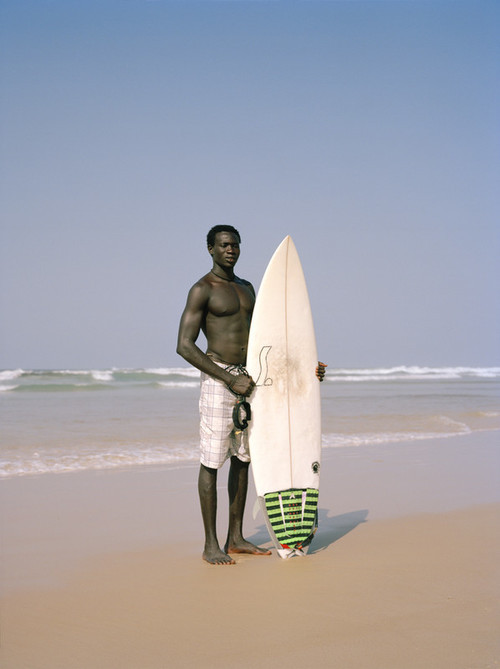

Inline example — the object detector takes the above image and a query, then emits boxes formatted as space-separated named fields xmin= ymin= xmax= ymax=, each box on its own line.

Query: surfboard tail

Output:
xmin=259 ymin=488 xmax=319 ymax=559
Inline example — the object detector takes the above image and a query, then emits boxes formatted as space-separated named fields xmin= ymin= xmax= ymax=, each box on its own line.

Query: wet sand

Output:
xmin=1 ymin=431 xmax=499 ymax=668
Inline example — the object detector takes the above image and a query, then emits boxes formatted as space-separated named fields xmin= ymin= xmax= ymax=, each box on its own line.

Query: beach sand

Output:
xmin=1 ymin=431 xmax=499 ymax=668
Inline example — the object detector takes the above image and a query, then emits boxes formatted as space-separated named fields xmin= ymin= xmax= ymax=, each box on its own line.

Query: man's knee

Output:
xmin=230 ymin=455 xmax=250 ymax=470
xmin=200 ymin=462 xmax=218 ymax=474
xmin=199 ymin=463 xmax=217 ymax=489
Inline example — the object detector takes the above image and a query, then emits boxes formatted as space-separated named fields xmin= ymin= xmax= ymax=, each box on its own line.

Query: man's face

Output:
xmin=209 ymin=232 xmax=240 ymax=269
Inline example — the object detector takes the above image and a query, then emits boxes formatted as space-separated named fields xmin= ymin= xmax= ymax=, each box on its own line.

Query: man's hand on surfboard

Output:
xmin=316 ymin=362 xmax=327 ymax=382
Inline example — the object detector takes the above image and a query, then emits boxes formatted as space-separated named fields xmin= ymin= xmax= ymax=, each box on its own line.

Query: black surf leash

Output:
xmin=226 ymin=364 xmax=252 ymax=431
xmin=233 ymin=399 xmax=251 ymax=431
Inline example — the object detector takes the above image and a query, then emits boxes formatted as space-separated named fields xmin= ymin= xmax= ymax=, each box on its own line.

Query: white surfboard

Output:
xmin=247 ymin=236 xmax=321 ymax=558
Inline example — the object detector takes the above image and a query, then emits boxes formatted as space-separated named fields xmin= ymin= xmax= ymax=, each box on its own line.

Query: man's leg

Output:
xmin=198 ymin=464 xmax=235 ymax=565
xmin=224 ymin=456 xmax=271 ymax=556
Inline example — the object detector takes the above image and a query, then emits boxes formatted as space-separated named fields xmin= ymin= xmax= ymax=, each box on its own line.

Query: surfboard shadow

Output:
xmin=308 ymin=509 xmax=369 ymax=554
xmin=247 ymin=508 xmax=369 ymax=554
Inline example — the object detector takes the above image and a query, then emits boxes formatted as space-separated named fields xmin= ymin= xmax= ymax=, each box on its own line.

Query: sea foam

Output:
xmin=329 ymin=366 xmax=500 ymax=382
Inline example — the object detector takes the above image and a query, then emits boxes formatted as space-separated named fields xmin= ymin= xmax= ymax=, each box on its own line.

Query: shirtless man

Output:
xmin=177 ymin=225 xmax=325 ymax=565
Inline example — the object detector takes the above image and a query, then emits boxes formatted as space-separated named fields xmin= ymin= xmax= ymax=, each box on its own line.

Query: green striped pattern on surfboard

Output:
xmin=264 ymin=488 xmax=319 ymax=549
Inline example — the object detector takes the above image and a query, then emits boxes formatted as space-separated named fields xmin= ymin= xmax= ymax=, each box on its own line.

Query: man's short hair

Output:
xmin=207 ymin=225 xmax=241 ymax=247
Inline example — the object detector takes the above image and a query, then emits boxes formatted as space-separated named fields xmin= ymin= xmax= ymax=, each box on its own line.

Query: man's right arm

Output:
xmin=176 ymin=282 xmax=235 ymax=386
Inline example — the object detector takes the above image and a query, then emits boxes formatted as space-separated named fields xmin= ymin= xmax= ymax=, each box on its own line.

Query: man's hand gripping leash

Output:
xmin=227 ymin=366 xmax=255 ymax=431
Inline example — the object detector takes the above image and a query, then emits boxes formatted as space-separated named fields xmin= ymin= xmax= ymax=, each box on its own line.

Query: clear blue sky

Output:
xmin=1 ymin=0 xmax=498 ymax=370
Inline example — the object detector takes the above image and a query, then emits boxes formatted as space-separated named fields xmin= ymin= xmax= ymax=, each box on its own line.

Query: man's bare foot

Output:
xmin=224 ymin=539 xmax=272 ymax=556
xmin=202 ymin=547 xmax=236 ymax=565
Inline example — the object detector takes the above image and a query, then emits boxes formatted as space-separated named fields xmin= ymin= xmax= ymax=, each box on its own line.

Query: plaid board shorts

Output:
xmin=199 ymin=361 xmax=251 ymax=469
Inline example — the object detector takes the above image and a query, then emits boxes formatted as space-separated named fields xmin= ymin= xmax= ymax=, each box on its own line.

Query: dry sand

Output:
xmin=1 ymin=432 xmax=499 ymax=668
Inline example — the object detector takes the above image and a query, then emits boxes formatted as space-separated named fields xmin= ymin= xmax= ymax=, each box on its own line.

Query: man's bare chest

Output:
xmin=207 ymin=283 xmax=254 ymax=318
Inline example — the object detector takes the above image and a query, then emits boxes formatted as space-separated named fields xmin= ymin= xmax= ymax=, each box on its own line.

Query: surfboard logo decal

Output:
xmin=312 ymin=461 xmax=320 ymax=474
xmin=254 ymin=345 xmax=273 ymax=387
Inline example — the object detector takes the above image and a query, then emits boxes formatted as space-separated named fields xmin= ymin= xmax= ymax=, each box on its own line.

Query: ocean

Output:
xmin=1 ymin=366 xmax=499 ymax=478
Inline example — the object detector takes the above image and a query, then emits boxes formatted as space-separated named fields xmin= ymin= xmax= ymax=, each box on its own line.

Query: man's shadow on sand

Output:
xmin=249 ymin=508 xmax=369 ymax=554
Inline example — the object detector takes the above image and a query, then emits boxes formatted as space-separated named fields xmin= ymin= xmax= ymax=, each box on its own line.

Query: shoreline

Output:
xmin=1 ymin=424 xmax=498 ymax=482
xmin=1 ymin=431 xmax=499 ymax=668
xmin=1 ymin=430 xmax=499 ymax=589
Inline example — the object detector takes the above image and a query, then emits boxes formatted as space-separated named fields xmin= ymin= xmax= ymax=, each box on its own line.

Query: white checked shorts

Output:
xmin=199 ymin=362 xmax=251 ymax=469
